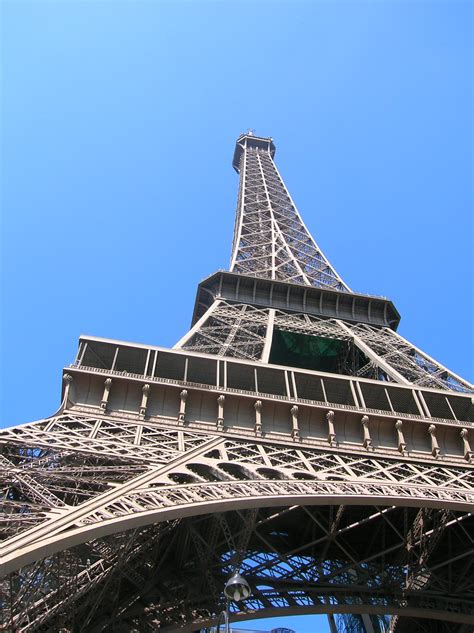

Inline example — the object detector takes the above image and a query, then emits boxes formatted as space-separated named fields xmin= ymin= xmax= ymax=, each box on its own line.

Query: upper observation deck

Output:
xmin=232 ymin=132 xmax=276 ymax=172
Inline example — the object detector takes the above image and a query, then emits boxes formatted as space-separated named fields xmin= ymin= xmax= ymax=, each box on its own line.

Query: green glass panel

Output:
xmin=269 ymin=329 xmax=346 ymax=372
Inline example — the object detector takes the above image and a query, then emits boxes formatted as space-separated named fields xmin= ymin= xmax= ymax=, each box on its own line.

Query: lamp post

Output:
xmin=217 ymin=572 xmax=251 ymax=633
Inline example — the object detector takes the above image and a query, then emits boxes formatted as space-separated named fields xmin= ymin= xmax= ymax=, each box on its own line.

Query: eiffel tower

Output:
xmin=1 ymin=132 xmax=473 ymax=633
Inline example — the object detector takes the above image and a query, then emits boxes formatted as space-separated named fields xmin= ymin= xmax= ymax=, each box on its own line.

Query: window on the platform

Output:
xmin=269 ymin=329 xmax=370 ymax=377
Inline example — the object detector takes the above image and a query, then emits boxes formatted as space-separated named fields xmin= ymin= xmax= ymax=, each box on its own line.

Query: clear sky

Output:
xmin=1 ymin=2 xmax=473 ymax=631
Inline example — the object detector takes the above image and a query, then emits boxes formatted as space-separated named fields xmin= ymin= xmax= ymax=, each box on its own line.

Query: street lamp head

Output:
xmin=224 ymin=572 xmax=251 ymax=602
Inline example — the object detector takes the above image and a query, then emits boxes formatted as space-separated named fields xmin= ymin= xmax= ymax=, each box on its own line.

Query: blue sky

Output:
xmin=1 ymin=2 xmax=472 ymax=631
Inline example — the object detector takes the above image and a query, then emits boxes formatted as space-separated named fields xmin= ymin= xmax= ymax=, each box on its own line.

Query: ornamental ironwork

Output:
xmin=1 ymin=133 xmax=473 ymax=633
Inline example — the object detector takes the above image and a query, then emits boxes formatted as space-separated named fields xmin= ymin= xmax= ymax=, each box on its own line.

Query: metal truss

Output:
xmin=230 ymin=135 xmax=349 ymax=291
xmin=1 ymin=414 xmax=473 ymax=631
xmin=178 ymin=301 xmax=472 ymax=393
xmin=2 ymin=133 xmax=473 ymax=632
xmin=177 ymin=301 xmax=268 ymax=360
xmin=346 ymin=323 xmax=471 ymax=393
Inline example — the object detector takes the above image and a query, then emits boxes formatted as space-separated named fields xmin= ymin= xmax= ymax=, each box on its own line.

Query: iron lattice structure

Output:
xmin=1 ymin=133 xmax=473 ymax=633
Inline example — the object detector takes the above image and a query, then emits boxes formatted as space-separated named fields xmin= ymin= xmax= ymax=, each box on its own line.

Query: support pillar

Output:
xmin=395 ymin=420 xmax=407 ymax=455
xmin=62 ymin=374 xmax=73 ymax=406
xmin=361 ymin=415 xmax=373 ymax=451
xmin=178 ymin=389 xmax=188 ymax=424
xmin=217 ymin=395 xmax=225 ymax=431
xmin=428 ymin=424 xmax=440 ymax=458
xmin=290 ymin=405 xmax=300 ymax=441
xmin=326 ymin=410 xmax=337 ymax=446
xmin=461 ymin=428 xmax=473 ymax=462
xmin=139 ymin=384 xmax=150 ymax=419
xmin=100 ymin=378 xmax=112 ymax=411
xmin=254 ymin=400 xmax=262 ymax=437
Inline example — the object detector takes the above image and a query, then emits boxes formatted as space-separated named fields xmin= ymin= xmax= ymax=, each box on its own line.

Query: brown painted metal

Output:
xmin=1 ymin=133 xmax=472 ymax=633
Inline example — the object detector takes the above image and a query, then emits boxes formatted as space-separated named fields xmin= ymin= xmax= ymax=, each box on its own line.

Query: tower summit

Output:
xmin=1 ymin=134 xmax=473 ymax=633
xmin=230 ymin=133 xmax=348 ymax=290
xmin=175 ymin=135 xmax=468 ymax=395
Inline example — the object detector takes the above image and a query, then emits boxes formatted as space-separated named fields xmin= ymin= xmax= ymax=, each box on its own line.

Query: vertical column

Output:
xmin=290 ymin=405 xmax=300 ymax=441
xmin=428 ymin=425 xmax=440 ymax=458
xmin=461 ymin=428 xmax=473 ymax=462
xmin=395 ymin=420 xmax=407 ymax=455
xmin=217 ymin=395 xmax=225 ymax=431
xmin=178 ymin=389 xmax=188 ymax=424
xmin=361 ymin=415 xmax=373 ymax=451
xmin=326 ymin=410 xmax=337 ymax=447
xmin=100 ymin=379 xmax=112 ymax=411
xmin=139 ymin=384 xmax=150 ymax=419
xmin=62 ymin=374 xmax=73 ymax=406
xmin=254 ymin=400 xmax=263 ymax=437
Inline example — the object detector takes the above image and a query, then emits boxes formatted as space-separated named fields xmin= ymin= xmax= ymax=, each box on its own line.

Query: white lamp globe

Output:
xmin=224 ymin=573 xmax=251 ymax=602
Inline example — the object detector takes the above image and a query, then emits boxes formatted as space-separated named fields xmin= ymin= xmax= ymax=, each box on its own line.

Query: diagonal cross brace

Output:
xmin=0 ymin=435 xmax=224 ymax=576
